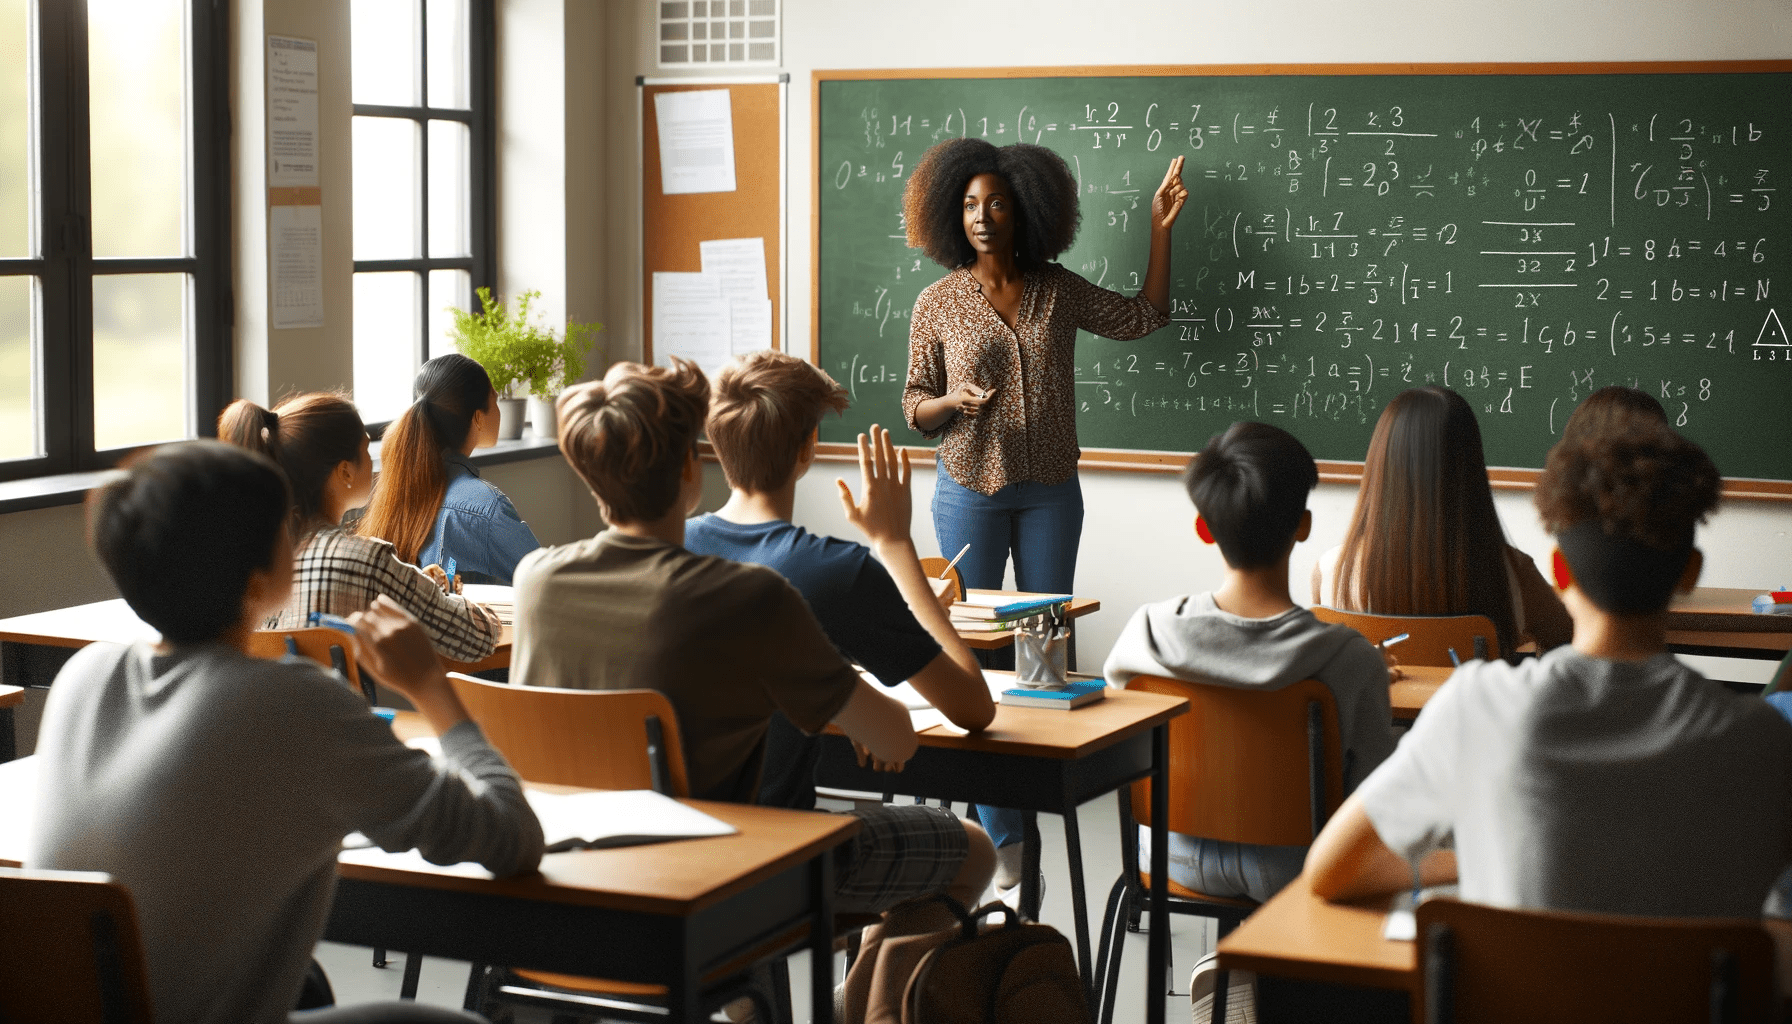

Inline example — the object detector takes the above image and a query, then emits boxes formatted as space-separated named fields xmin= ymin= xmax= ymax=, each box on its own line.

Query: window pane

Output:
xmin=352 ymin=116 xmax=419 ymax=259
xmin=427 ymin=268 xmax=468 ymax=361
xmin=0 ymin=276 xmax=38 ymax=460
xmin=353 ymin=270 xmax=418 ymax=423
xmin=88 ymin=0 xmax=188 ymax=259
xmin=93 ymin=273 xmax=189 ymax=450
xmin=427 ymin=119 xmax=467 ymax=257
xmin=351 ymin=0 xmax=417 ymax=106
xmin=0 ymin=0 xmax=30 ymax=257
xmin=424 ymin=0 xmax=467 ymax=109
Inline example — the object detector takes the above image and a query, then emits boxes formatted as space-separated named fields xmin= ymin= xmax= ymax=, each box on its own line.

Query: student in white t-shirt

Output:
xmin=1306 ymin=414 xmax=1792 ymax=920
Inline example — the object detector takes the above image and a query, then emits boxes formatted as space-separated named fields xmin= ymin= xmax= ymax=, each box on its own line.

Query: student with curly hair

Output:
xmin=900 ymin=140 xmax=1187 ymax=895
xmin=1307 ymin=419 xmax=1792 ymax=924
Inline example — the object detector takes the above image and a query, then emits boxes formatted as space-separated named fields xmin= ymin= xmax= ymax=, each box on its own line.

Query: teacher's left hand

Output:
xmin=1151 ymin=155 xmax=1188 ymax=232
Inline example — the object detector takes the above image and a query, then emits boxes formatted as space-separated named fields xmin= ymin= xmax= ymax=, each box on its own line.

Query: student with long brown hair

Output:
xmin=357 ymin=354 xmax=540 ymax=584
xmin=1312 ymin=385 xmax=1572 ymax=656
xmin=219 ymin=392 xmax=501 ymax=663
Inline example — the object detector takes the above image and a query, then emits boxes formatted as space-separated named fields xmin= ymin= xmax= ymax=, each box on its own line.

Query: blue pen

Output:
xmin=445 ymin=556 xmax=457 ymax=591
xmin=1448 ymin=647 xmax=1461 ymax=667
xmin=308 ymin=611 xmax=356 ymax=636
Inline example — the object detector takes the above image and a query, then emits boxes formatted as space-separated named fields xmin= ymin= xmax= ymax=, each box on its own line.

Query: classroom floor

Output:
xmin=314 ymin=788 xmax=1210 ymax=1022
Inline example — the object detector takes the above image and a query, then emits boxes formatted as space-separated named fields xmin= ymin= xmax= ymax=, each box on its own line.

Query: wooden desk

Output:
xmin=0 ymin=599 xmax=514 ymax=759
xmin=955 ymin=590 xmax=1102 ymax=653
xmin=1391 ymin=665 xmax=1452 ymax=723
xmin=1666 ymin=587 xmax=1792 ymax=661
xmin=814 ymin=685 xmax=1188 ymax=1024
xmin=0 ymin=752 xmax=854 ymax=1024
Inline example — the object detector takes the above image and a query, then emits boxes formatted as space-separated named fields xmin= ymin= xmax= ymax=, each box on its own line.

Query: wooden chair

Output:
xmin=246 ymin=627 xmax=374 ymax=705
xmin=447 ymin=674 xmax=789 ymax=1023
xmin=0 ymin=867 xmax=154 ymax=1023
xmin=1415 ymin=898 xmax=1775 ymax=1024
xmin=1092 ymin=676 xmax=1344 ymax=1024
xmin=918 ymin=555 xmax=964 ymax=602
xmin=1309 ymin=607 xmax=1500 ymax=667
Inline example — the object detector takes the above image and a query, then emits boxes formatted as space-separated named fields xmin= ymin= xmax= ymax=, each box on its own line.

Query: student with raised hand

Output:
xmin=512 ymin=358 xmax=995 ymax=920
xmin=357 ymin=353 xmax=541 ymax=585
xmin=218 ymin=393 xmax=501 ymax=663
xmin=1106 ymin=422 xmax=1396 ymax=903
xmin=1305 ymin=421 xmax=1792 ymax=920
xmin=29 ymin=441 xmax=542 ymax=1024
xmin=685 ymin=350 xmax=994 ymax=810
xmin=1312 ymin=385 xmax=1573 ymax=657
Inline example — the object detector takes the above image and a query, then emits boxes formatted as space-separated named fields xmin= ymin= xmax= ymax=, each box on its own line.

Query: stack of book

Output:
xmin=948 ymin=593 xmax=1073 ymax=631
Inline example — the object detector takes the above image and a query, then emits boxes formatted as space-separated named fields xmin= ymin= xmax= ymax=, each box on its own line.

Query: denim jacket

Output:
xmin=418 ymin=452 xmax=542 ymax=585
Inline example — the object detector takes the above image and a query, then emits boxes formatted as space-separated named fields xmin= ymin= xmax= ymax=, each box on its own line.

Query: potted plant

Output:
xmin=447 ymin=288 xmax=602 ymax=440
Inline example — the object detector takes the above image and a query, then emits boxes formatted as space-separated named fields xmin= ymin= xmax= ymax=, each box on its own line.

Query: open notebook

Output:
xmin=461 ymin=583 xmax=515 ymax=626
xmin=527 ymin=789 xmax=736 ymax=852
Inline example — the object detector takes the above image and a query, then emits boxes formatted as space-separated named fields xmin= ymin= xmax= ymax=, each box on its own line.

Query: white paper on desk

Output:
xmin=653 ymin=272 xmax=731 ymax=375
xmin=0 ymin=756 xmax=37 ymax=865
xmin=700 ymin=237 xmax=768 ymax=299
xmin=909 ymin=708 xmax=967 ymax=736
xmin=526 ymin=789 xmax=736 ymax=853
xmin=728 ymin=297 xmax=773 ymax=356
xmin=655 ymin=89 xmax=736 ymax=195
xmin=1382 ymin=884 xmax=1460 ymax=941
xmin=460 ymin=583 xmax=514 ymax=625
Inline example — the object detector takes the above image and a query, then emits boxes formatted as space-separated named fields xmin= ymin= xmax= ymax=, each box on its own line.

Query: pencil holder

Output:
xmin=1014 ymin=619 xmax=1068 ymax=689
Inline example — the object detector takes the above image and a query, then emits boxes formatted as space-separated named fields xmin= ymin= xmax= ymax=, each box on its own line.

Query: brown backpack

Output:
xmin=842 ymin=896 xmax=1090 ymax=1024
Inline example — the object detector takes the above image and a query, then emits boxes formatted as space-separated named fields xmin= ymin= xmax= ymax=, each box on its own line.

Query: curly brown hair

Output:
xmin=903 ymin=138 xmax=1080 ymax=269
xmin=1534 ymin=420 xmax=1720 ymax=552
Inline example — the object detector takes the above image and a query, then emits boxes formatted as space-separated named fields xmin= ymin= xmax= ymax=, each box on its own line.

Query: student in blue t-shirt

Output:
xmin=686 ymin=350 xmax=995 ymax=811
xmin=358 ymin=354 xmax=540 ymax=584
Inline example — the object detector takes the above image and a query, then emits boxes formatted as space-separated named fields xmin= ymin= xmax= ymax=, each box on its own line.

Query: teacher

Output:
xmin=900 ymin=139 xmax=1186 ymax=899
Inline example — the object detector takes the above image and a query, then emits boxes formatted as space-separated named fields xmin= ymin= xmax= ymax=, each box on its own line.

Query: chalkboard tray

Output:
xmin=811 ymin=63 xmax=1792 ymax=495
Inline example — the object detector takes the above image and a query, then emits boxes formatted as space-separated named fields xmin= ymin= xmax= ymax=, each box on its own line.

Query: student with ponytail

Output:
xmin=357 ymin=354 xmax=540 ymax=585
xmin=219 ymin=392 xmax=501 ymax=664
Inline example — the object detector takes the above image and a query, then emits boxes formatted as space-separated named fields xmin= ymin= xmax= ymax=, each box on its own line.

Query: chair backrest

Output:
xmin=1308 ymin=607 xmax=1500 ymax=667
xmin=1124 ymin=676 xmax=1343 ymax=848
xmin=0 ymin=867 xmax=155 ymax=1024
xmin=447 ymin=673 xmax=691 ymax=796
xmin=1415 ymin=898 xmax=1774 ymax=1024
xmin=918 ymin=556 xmax=965 ymax=601
xmin=246 ymin=628 xmax=372 ymax=704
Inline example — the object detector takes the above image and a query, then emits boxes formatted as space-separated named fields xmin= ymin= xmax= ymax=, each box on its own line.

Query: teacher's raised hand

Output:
xmin=1151 ymin=155 xmax=1189 ymax=232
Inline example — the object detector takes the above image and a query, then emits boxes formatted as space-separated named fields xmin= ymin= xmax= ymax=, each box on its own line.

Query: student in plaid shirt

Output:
xmin=220 ymin=393 xmax=500 ymax=663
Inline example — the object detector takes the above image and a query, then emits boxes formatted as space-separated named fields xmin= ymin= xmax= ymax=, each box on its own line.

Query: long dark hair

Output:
xmin=217 ymin=392 xmax=366 ymax=537
xmin=1332 ymin=386 xmax=1519 ymax=653
xmin=356 ymin=354 xmax=495 ymax=563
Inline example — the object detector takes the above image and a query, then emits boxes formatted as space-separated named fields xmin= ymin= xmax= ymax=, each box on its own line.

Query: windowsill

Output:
xmin=0 ymin=434 xmax=566 ymax=517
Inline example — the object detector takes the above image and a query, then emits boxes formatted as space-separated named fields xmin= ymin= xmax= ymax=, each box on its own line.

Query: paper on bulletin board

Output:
xmin=653 ymin=272 xmax=731 ymax=375
xmin=266 ymin=35 xmax=319 ymax=187
xmin=728 ymin=297 xmax=772 ymax=356
xmin=270 ymin=205 xmax=324 ymax=329
xmin=699 ymin=237 xmax=767 ymax=299
xmin=654 ymin=89 xmax=737 ymax=195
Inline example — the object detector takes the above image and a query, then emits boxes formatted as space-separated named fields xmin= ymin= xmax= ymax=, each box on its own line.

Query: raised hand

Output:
xmin=835 ymin=424 xmax=915 ymax=551
xmin=1151 ymin=155 xmax=1189 ymax=232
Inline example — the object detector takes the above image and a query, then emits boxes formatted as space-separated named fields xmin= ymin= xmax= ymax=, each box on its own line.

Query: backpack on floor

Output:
xmin=902 ymin=900 xmax=1091 ymax=1024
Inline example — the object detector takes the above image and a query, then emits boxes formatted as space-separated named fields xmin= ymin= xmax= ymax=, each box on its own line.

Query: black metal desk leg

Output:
xmin=1146 ymin=723 xmax=1169 ymax=1024
xmin=668 ymin=929 xmax=701 ymax=1024
xmin=1020 ymin=812 xmax=1042 ymax=921
xmin=1063 ymin=803 xmax=1094 ymax=1007
xmin=811 ymin=850 xmax=837 ymax=1024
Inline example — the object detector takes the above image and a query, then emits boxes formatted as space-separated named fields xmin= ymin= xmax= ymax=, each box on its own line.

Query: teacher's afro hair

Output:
xmin=903 ymin=138 xmax=1081 ymax=270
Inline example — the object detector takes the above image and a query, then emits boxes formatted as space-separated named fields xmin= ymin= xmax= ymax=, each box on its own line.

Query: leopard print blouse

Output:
xmin=902 ymin=264 xmax=1170 ymax=495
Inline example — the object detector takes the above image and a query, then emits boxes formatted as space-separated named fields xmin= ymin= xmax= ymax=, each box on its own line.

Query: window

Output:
xmin=657 ymin=0 xmax=780 ymax=67
xmin=350 ymin=0 xmax=493 ymax=425
xmin=0 ymin=0 xmax=228 ymax=479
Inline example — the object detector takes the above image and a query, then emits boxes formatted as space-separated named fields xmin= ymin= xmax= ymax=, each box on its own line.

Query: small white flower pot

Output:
xmin=527 ymin=395 xmax=559 ymax=439
xmin=496 ymin=397 xmax=527 ymax=440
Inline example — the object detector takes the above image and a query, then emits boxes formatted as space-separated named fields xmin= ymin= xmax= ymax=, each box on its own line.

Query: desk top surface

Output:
xmin=1390 ymin=665 xmax=1451 ymax=719
xmin=1666 ymin=587 xmax=1792 ymax=634
xmin=1214 ymin=875 xmax=1414 ymax=990
xmin=913 ymin=681 xmax=1186 ymax=760
xmin=0 ymin=684 xmax=22 ymax=709
xmin=0 ymin=750 xmax=857 ymax=917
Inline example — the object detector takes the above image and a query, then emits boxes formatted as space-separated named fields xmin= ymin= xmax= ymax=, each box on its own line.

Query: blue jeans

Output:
xmin=932 ymin=472 xmax=1084 ymax=849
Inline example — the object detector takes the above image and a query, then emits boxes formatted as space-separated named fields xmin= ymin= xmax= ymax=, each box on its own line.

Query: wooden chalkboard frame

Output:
xmin=809 ymin=61 xmax=1792 ymax=502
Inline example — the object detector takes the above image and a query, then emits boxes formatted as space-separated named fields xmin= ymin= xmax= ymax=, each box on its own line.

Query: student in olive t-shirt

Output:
xmin=685 ymin=350 xmax=993 ymax=808
xmin=512 ymin=358 xmax=995 ymax=917
xmin=1306 ymin=415 xmax=1792 ymax=922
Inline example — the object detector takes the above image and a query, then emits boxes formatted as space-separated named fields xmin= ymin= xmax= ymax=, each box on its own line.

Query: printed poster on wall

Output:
xmin=267 ymin=35 xmax=319 ymax=187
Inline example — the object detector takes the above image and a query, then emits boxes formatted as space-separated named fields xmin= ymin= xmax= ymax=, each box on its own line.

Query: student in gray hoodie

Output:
xmin=1104 ymin=422 xmax=1396 ymax=902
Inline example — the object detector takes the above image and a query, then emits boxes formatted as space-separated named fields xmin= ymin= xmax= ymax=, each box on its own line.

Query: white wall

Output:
xmin=639 ymin=0 xmax=1792 ymax=676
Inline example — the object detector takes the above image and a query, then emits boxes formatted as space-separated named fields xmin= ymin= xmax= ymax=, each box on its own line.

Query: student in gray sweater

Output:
xmin=1105 ymin=422 xmax=1395 ymax=902
xmin=29 ymin=441 xmax=543 ymax=1024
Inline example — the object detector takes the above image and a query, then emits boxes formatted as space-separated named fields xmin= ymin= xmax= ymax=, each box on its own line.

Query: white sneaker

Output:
xmin=1189 ymin=950 xmax=1256 ymax=1023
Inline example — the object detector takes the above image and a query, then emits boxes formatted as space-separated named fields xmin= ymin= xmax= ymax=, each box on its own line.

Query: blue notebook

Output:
xmin=999 ymin=680 xmax=1107 ymax=710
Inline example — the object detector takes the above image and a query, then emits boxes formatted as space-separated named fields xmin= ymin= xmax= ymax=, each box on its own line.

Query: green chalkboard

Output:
xmin=814 ymin=65 xmax=1792 ymax=481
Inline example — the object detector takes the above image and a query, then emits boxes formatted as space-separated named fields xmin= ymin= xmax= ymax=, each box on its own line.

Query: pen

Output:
xmin=445 ymin=556 xmax=457 ymax=591
xmin=1378 ymin=632 xmax=1410 ymax=650
xmin=1448 ymin=647 xmax=1461 ymax=667
xmin=939 ymin=543 xmax=971 ymax=579
xmin=308 ymin=611 xmax=356 ymax=636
